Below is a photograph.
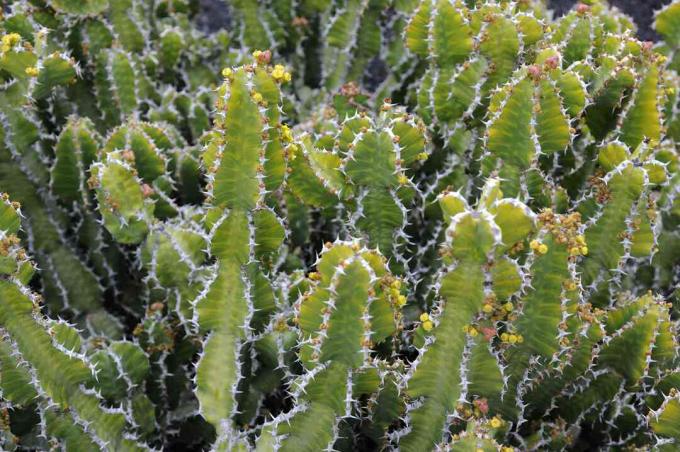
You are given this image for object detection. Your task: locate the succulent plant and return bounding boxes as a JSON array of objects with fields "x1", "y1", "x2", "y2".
[{"x1": 0, "y1": 0, "x2": 679, "y2": 451}]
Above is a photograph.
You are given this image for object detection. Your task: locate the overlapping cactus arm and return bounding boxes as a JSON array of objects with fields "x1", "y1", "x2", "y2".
[
  {"x1": 0, "y1": 144, "x2": 104, "y2": 315},
  {"x1": 257, "y1": 241, "x2": 403, "y2": 451},
  {"x1": 340, "y1": 103, "x2": 429, "y2": 262},
  {"x1": 482, "y1": 62, "x2": 581, "y2": 197},
  {"x1": 499, "y1": 209, "x2": 587, "y2": 422},
  {"x1": 395, "y1": 180, "x2": 534, "y2": 451},
  {"x1": 50, "y1": 117, "x2": 102, "y2": 207},
  {"x1": 228, "y1": 0, "x2": 413, "y2": 93},
  {"x1": 576, "y1": 142, "x2": 665, "y2": 305},
  {"x1": 0, "y1": 196, "x2": 149, "y2": 451},
  {"x1": 546, "y1": 295, "x2": 679, "y2": 443},
  {"x1": 655, "y1": 1, "x2": 680, "y2": 72},
  {"x1": 407, "y1": 0, "x2": 527, "y2": 144}
]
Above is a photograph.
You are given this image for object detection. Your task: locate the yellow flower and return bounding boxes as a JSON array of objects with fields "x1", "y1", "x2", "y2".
[
  {"x1": 396, "y1": 295, "x2": 407, "y2": 307},
  {"x1": 283, "y1": 71, "x2": 292, "y2": 82},
  {"x1": 281, "y1": 124, "x2": 293, "y2": 142},
  {"x1": 252, "y1": 92, "x2": 263, "y2": 103},
  {"x1": 272, "y1": 64, "x2": 286, "y2": 80},
  {"x1": 490, "y1": 417, "x2": 503, "y2": 428},
  {"x1": 398, "y1": 174, "x2": 409, "y2": 185},
  {"x1": 416, "y1": 152, "x2": 428, "y2": 161},
  {"x1": 419, "y1": 313, "x2": 429, "y2": 322},
  {"x1": 25, "y1": 66, "x2": 39, "y2": 77},
  {"x1": 1, "y1": 33, "x2": 21, "y2": 53},
  {"x1": 537, "y1": 244, "x2": 548, "y2": 255},
  {"x1": 503, "y1": 302, "x2": 513, "y2": 312},
  {"x1": 221, "y1": 67, "x2": 233, "y2": 78},
  {"x1": 482, "y1": 304, "x2": 494, "y2": 314},
  {"x1": 580, "y1": 246, "x2": 588, "y2": 256},
  {"x1": 422, "y1": 320, "x2": 433, "y2": 332},
  {"x1": 529, "y1": 239, "x2": 540, "y2": 250}
]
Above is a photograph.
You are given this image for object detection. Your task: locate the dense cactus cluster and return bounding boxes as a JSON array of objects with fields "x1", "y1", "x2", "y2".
[{"x1": 0, "y1": 0, "x2": 679, "y2": 450}]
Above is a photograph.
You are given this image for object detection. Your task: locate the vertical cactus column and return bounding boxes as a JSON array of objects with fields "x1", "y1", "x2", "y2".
[
  {"x1": 194, "y1": 54, "x2": 290, "y2": 447},
  {"x1": 395, "y1": 179, "x2": 534, "y2": 450},
  {"x1": 257, "y1": 240, "x2": 404, "y2": 451}
]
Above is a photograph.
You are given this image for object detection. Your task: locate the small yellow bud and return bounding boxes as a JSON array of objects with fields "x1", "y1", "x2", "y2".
[
  {"x1": 469, "y1": 327, "x2": 478, "y2": 337},
  {"x1": 508, "y1": 334, "x2": 518, "y2": 344},
  {"x1": 503, "y1": 302, "x2": 513, "y2": 312},
  {"x1": 252, "y1": 92, "x2": 263, "y2": 103},
  {"x1": 391, "y1": 279, "x2": 401, "y2": 289},
  {"x1": 221, "y1": 67, "x2": 233, "y2": 78},
  {"x1": 252, "y1": 50, "x2": 262, "y2": 59},
  {"x1": 517, "y1": 335, "x2": 524, "y2": 343},
  {"x1": 500, "y1": 332, "x2": 509, "y2": 342},
  {"x1": 397, "y1": 295, "x2": 407, "y2": 307},
  {"x1": 482, "y1": 304, "x2": 494, "y2": 313},
  {"x1": 1, "y1": 33, "x2": 21, "y2": 51},
  {"x1": 416, "y1": 152, "x2": 428, "y2": 161},
  {"x1": 490, "y1": 417, "x2": 503, "y2": 428},
  {"x1": 271, "y1": 64, "x2": 287, "y2": 82},
  {"x1": 281, "y1": 124, "x2": 293, "y2": 142},
  {"x1": 537, "y1": 244, "x2": 548, "y2": 255},
  {"x1": 580, "y1": 246, "x2": 588, "y2": 256},
  {"x1": 398, "y1": 174, "x2": 409, "y2": 185},
  {"x1": 419, "y1": 313, "x2": 430, "y2": 322},
  {"x1": 530, "y1": 239, "x2": 540, "y2": 250},
  {"x1": 422, "y1": 320, "x2": 433, "y2": 331},
  {"x1": 25, "y1": 66, "x2": 39, "y2": 77},
  {"x1": 283, "y1": 71, "x2": 292, "y2": 82}
]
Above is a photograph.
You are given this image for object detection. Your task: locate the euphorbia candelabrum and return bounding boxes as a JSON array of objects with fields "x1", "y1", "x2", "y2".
[{"x1": 0, "y1": 0, "x2": 679, "y2": 450}]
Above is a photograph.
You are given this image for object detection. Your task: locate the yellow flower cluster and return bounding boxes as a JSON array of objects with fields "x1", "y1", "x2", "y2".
[
  {"x1": 420, "y1": 313, "x2": 433, "y2": 331},
  {"x1": 462, "y1": 324, "x2": 478, "y2": 337},
  {"x1": 25, "y1": 66, "x2": 39, "y2": 77},
  {"x1": 271, "y1": 64, "x2": 292, "y2": 83},
  {"x1": 500, "y1": 332, "x2": 524, "y2": 344},
  {"x1": 1, "y1": 33, "x2": 21, "y2": 53},
  {"x1": 529, "y1": 239, "x2": 548, "y2": 255},
  {"x1": 481, "y1": 294, "x2": 516, "y2": 322},
  {"x1": 489, "y1": 416, "x2": 504, "y2": 428},
  {"x1": 386, "y1": 278, "x2": 406, "y2": 308},
  {"x1": 538, "y1": 209, "x2": 588, "y2": 257},
  {"x1": 281, "y1": 124, "x2": 293, "y2": 143}
]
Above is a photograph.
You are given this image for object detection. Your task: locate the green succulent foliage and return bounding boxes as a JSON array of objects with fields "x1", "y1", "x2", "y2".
[{"x1": 0, "y1": 0, "x2": 679, "y2": 451}]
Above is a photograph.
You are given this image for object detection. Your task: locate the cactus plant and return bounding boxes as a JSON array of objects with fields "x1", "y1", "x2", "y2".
[{"x1": 0, "y1": 0, "x2": 679, "y2": 451}]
